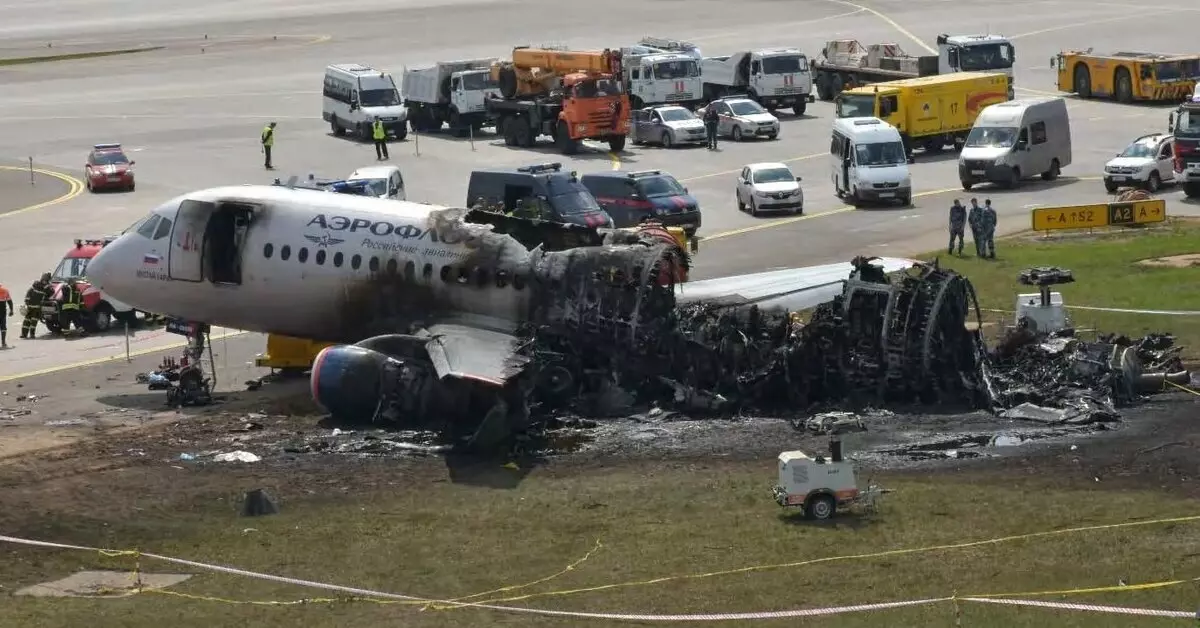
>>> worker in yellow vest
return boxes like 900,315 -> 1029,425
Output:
261,121 -> 276,170
372,117 -> 389,161
59,281 -> 83,334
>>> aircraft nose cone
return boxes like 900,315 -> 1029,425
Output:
87,243 -> 116,291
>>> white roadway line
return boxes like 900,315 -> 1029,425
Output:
1009,9 -> 1177,39
687,9 -> 867,43
817,0 -> 936,54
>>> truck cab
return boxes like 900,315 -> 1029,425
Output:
43,238 -> 140,333
936,34 -> 1016,96
622,47 -> 703,110
448,69 -> 496,117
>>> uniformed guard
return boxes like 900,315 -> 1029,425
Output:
703,102 -> 720,150
261,121 -> 277,170
20,274 -> 48,339
0,282 -> 11,347
948,199 -> 966,255
980,198 -> 998,259
967,197 -> 984,257
372,117 -> 389,161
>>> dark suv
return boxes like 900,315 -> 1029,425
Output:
466,162 -> 613,228
579,170 -> 702,235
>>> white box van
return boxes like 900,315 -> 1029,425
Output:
830,117 -> 912,206
959,97 -> 1071,190
323,64 -> 409,141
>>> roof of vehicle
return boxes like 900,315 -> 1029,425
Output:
976,97 -> 1065,123
832,116 -> 902,140
327,63 -> 389,75
1132,133 -> 1171,144
582,169 -> 674,181
746,162 -> 792,171
643,104 -> 692,113
843,71 -> 1007,92
472,162 -> 570,177
347,165 -> 400,180
1064,51 -> 1200,62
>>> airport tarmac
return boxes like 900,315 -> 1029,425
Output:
1,0 -> 1198,384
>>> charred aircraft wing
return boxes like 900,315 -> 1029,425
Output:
419,320 -> 530,386
674,257 -> 918,311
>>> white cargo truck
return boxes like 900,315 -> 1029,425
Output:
402,59 -> 498,136
701,48 -> 815,116
621,37 -> 705,110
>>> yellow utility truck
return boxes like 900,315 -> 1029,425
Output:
834,71 -> 1010,157
1051,50 -> 1200,103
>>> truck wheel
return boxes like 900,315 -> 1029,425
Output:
1073,64 -> 1092,98
498,66 -> 518,99
608,134 -> 626,152
450,110 -> 467,137
330,116 -> 345,137
1041,159 -> 1061,182
962,180 -> 973,191
830,74 -> 844,98
1114,67 -> 1133,104
1185,182 -> 1200,198
816,75 -> 832,101
793,100 -> 807,116
394,125 -> 408,141
556,121 -> 579,155
87,304 -> 114,333
732,127 -> 744,142
922,138 -> 944,153
805,494 -> 836,521
502,117 -> 519,147
1006,167 -> 1021,189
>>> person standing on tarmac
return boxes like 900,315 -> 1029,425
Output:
261,121 -> 277,170
20,274 -> 49,339
703,102 -> 720,150
0,282 -> 11,347
372,117 -> 390,161
948,199 -> 966,255
967,197 -> 984,257
980,199 -> 998,259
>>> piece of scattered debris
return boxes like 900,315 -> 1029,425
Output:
15,571 -> 192,598
230,422 -> 263,433
241,488 -> 278,517
213,450 -> 260,463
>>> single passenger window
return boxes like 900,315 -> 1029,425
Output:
351,254 -> 361,270
153,218 -> 173,240
496,269 -> 509,287
316,249 -> 326,265
1161,143 -> 1174,158
1030,121 -> 1047,145
386,258 -> 398,274
513,274 -> 526,290
369,257 -> 379,272
404,261 -> 415,281
474,267 -> 489,287
333,251 -> 344,267
457,267 -> 470,284
422,263 -> 433,279
298,247 -> 309,263
280,245 -> 291,261
263,243 -> 274,259
440,265 -> 452,282
631,68 -> 640,80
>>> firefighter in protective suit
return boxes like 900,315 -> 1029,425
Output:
59,280 -> 84,334
21,273 -> 50,339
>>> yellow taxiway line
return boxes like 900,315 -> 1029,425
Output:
0,165 -> 84,219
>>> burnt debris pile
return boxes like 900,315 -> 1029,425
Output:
521,255 -> 990,419
982,328 -> 1191,424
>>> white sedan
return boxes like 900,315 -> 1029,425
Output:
698,97 -> 780,141
736,162 -> 804,216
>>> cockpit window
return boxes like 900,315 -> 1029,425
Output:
123,212 -> 156,235
152,216 -> 173,240
136,215 -> 161,239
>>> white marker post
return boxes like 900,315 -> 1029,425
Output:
413,129 -> 420,157
124,321 -> 131,362
469,125 -> 476,152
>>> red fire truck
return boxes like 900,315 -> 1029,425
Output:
41,238 -> 142,333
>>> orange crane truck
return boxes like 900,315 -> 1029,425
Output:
486,47 -> 631,155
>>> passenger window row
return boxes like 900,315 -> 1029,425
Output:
260,243 -> 527,289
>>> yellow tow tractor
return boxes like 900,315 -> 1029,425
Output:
254,224 -> 699,373
1051,50 -> 1200,103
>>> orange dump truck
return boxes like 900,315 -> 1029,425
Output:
486,47 -> 631,155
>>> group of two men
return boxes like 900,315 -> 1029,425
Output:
261,117 -> 392,170
949,198 -> 997,258
0,273 -> 62,348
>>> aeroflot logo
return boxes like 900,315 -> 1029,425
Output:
306,214 -> 468,244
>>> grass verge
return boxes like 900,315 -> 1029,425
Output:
926,217 -> 1200,359
4,458 -> 1200,627
0,47 -> 163,67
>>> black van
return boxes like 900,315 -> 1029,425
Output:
465,162 -> 614,228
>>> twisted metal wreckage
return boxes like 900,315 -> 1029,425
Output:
312,214 -> 1188,451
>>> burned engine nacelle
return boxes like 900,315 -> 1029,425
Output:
311,345 -> 389,422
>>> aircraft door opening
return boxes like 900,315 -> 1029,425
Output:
169,199 -> 214,282
206,202 -> 253,285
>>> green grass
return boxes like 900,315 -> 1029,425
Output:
927,218 -> 1200,359
5,459 -> 1200,627
0,47 -> 162,66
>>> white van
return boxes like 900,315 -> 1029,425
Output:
959,97 -> 1071,190
830,117 -> 912,206
346,165 -> 406,200
323,64 -> 409,141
